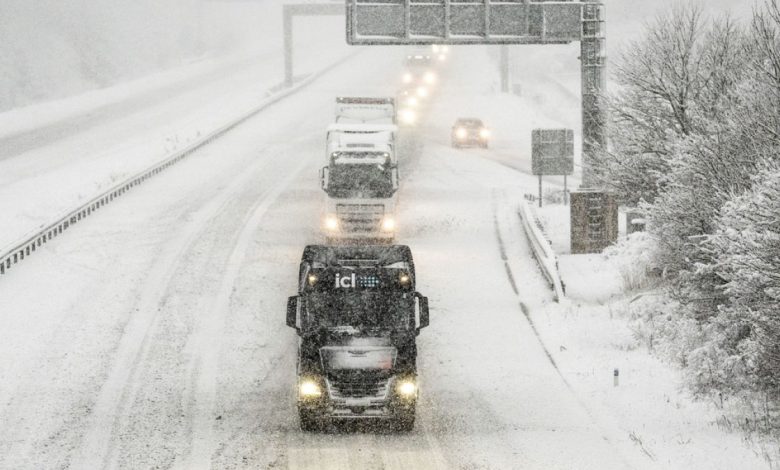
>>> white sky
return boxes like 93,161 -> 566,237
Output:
606,0 -> 756,45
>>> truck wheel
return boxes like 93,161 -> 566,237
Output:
391,409 -> 415,432
299,409 -> 322,432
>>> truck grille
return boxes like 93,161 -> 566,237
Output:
327,375 -> 390,399
336,204 -> 384,233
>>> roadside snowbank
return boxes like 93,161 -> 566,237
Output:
528,201 -> 775,468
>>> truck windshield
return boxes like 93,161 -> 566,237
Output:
304,292 -> 412,331
327,163 -> 394,199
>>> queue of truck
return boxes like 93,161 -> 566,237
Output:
286,47 -> 448,432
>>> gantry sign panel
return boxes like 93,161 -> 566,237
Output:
532,129 -> 574,176
347,0 -> 583,45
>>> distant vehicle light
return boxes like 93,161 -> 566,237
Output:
299,380 -> 322,398
416,87 -> 429,98
480,128 -> 491,139
438,54 -> 447,62
402,72 -> 413,84
406,96 -> 419,108
455,128 -> 468,139
432,45 -> 440,53
307,274 -> 318,286
442,46 -> 450,53
423,71 -> 437,85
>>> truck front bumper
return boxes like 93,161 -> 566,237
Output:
298,376 -> 417,420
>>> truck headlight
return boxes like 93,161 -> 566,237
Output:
324,215 -> 339,231
299,379 -> 322,398
399,109 -> 417,125
396,380 -> 417,397
455,128 -> 467,139
381,216 -> 396,232
479,128 -> 491,139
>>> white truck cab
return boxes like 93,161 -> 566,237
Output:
321,98 -> 400,242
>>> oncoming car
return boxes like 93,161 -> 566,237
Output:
451,118 -> 490,149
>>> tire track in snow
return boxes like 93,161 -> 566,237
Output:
69,174 -> 256,470
68,134 -> 315,470
175,156 -> 311,470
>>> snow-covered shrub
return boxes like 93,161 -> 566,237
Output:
704,167 -> 780,397
604,231 -> 660,292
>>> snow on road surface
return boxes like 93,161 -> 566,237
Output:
0,46 -> 768,469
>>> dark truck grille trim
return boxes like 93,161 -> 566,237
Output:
336,204 -> 384,232
326,376 -> 391,400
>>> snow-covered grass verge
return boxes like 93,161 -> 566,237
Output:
528,202 -> 778,469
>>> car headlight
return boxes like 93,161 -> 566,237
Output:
396,380 -> 417,397
416,86 -> 429,98
455,128 -> 468,139
299,379 -> 322,398
402,72 -> 413,84
479,128 -> 491,139
423,72 -> 437,85
324,215 -> 339,231
381,216 -> 396,232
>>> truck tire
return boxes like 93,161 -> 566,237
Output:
391,409 -> 415,432
299,409 -> 322,432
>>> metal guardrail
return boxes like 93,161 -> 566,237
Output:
518,197 -> 566,302
0,53 -> 358,278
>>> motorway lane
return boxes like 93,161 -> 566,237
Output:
0,48 -> 400,469
0,46 -> 654,469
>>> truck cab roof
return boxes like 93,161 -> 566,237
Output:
299,245 -> 416,294
301,245 -> 414,271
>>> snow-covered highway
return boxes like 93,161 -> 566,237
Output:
0,44 -> 764,470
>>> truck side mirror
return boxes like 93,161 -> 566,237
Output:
415,292 -> 429,330
320,167 -> 329,191
287,296 -> 299,331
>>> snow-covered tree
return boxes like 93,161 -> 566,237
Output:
700,166 -> 780,397
595,4 -> 748,207
599,0 -> 780,409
